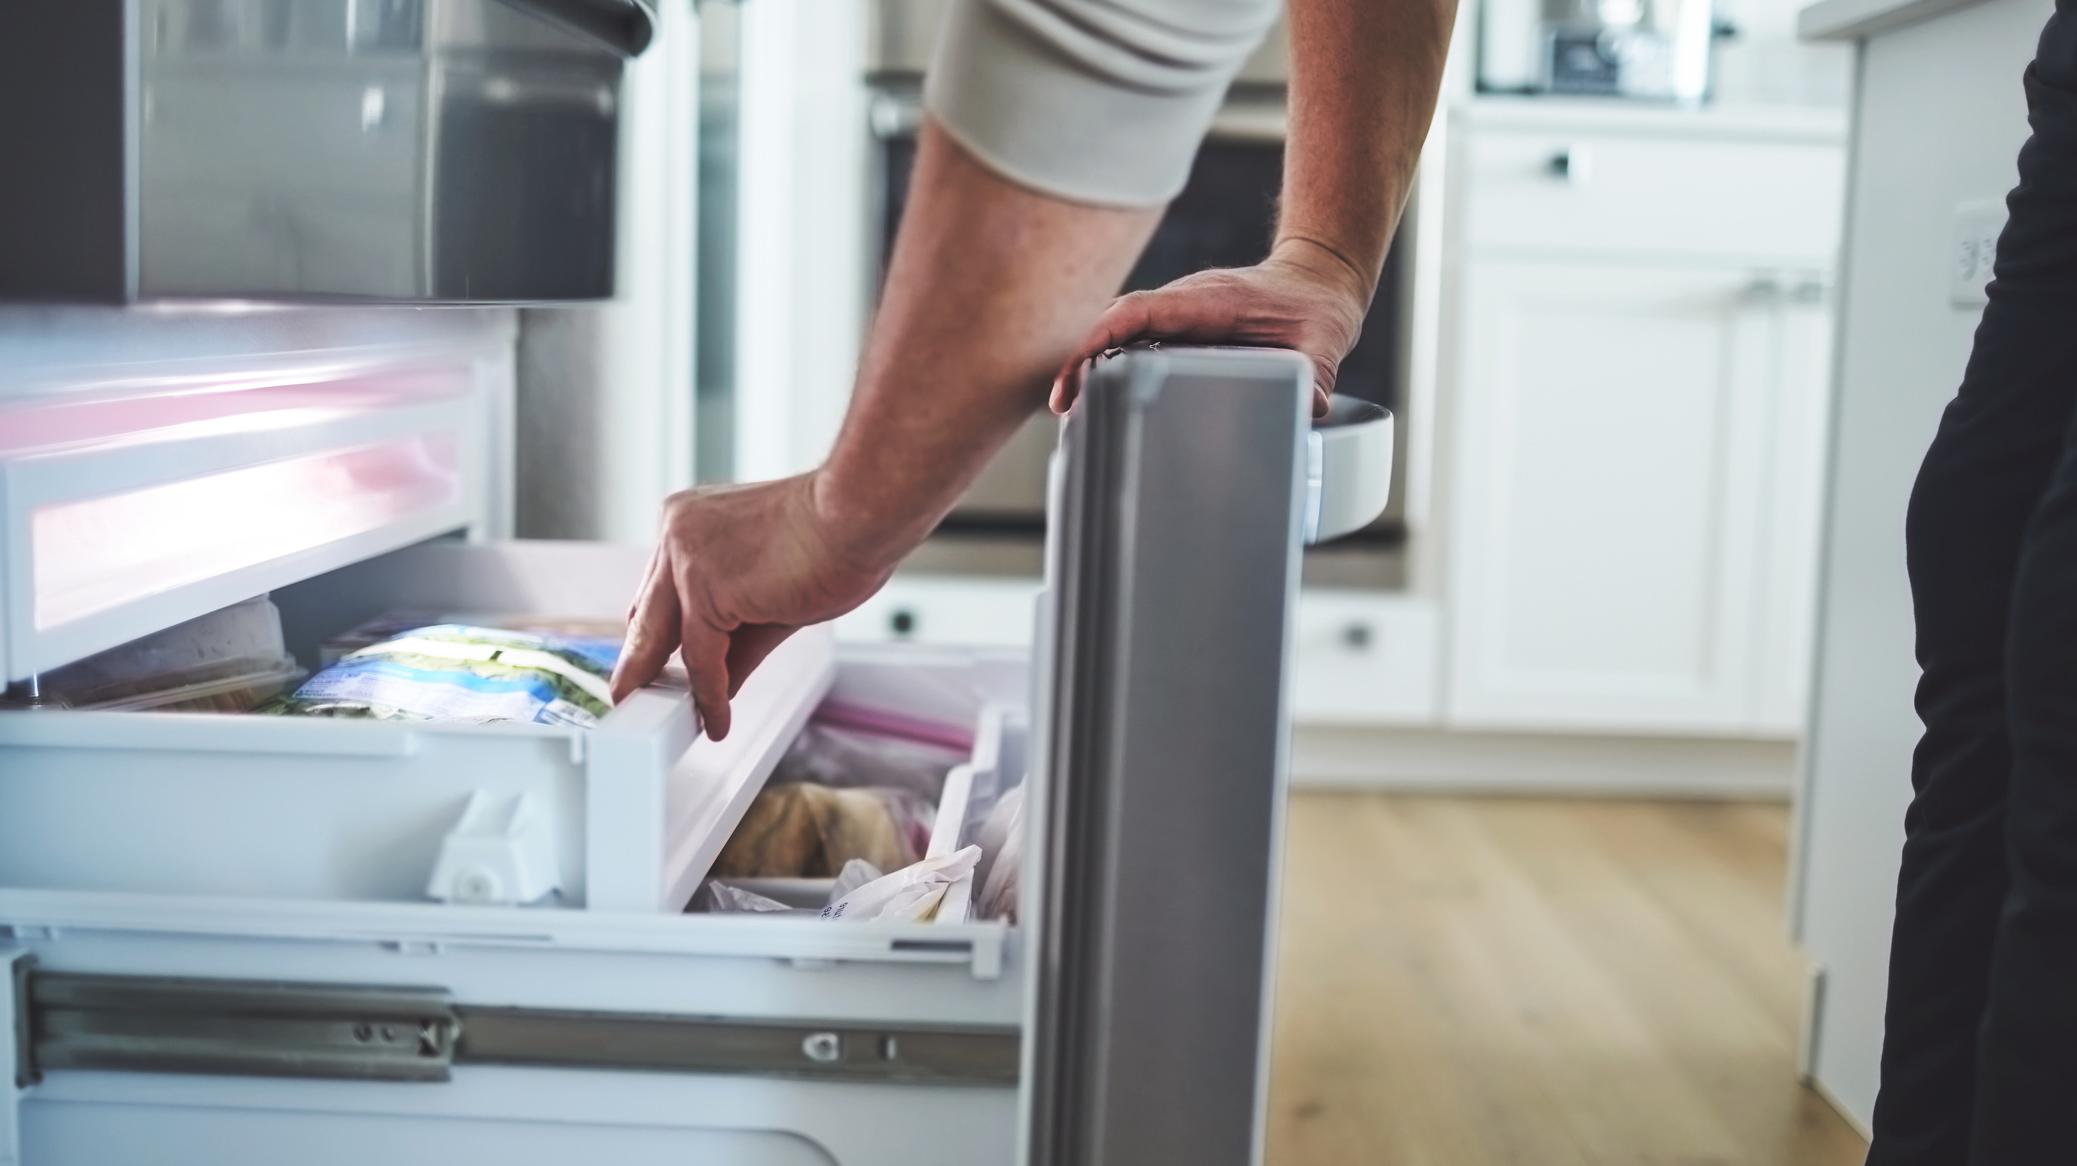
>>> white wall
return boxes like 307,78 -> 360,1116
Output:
731,0 -> 871,481
515,0 -> 699,543
1715,0 -> 1854,107
1794,0 -> 2037,1129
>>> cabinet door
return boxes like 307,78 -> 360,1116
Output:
1748,280 -> 1836,733
1446,262 -> 1775,733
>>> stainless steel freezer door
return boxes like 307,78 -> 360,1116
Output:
1021,347 -> 1322,1166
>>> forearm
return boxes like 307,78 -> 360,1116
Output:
812,121 -> 1160,561
1276,0 -> 1456,296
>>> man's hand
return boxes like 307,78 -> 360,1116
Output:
1050,237 -> 1372,416
609,473 -> 894,740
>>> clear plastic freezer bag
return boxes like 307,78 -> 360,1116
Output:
14,596 -> 302,713
708,783 -> 935,879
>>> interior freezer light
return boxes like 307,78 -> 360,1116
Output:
31,434 -> 462,631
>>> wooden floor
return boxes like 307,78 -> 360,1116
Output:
1265,795 -> 1868,1166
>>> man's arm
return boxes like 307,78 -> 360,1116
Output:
609,125 -> 1158,735
612,0 -> 1456,735
1279,0 -> 1456,293
1054,0 -> 1458,408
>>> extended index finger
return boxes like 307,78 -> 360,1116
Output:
609,545 -> 681,703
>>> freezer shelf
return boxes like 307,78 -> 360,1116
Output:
0,539 -> 1031,1164
0,541 -> 834,913
0,361 -> 494,683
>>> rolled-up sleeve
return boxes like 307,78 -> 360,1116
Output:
923,0 -> 1279,207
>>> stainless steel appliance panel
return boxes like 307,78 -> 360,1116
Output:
0,0 -> 655,304
1026,348 -> 1308,1163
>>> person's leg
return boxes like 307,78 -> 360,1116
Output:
1868,17 -> 2077,1162
1973,415 -> 2077,1162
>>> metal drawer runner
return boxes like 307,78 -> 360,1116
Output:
15,967 -> 1018,1089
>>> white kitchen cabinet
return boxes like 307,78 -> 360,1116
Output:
1750,284 -> 1836,733
1439,106 -> 1846,740
843,579 -> 1444,727
1445,260 -> 1835,735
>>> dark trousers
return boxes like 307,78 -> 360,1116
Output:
1868,8 -> 2077,1164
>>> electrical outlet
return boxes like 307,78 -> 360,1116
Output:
1951,198 -> 2005,307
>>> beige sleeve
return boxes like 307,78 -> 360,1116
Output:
922,0 -> 1280,207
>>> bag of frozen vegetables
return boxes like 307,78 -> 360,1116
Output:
261,624 -> 618,727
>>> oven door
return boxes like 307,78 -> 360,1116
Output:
866,92 -> 1409,544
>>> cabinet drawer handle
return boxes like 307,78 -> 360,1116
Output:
1546,147 -> 1589,184
888,608 -> 918,638
1742,273 -> 1786,303
1340,622 -> 1374,651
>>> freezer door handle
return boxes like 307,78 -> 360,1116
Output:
1304,398 -> 1395,544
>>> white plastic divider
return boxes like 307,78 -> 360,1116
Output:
657,631 -> 836,911
1,365 -> 486,681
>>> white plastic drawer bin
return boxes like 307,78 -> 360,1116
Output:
0,542 -> 835,912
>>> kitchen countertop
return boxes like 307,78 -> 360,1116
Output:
1798,0 -> 1996,41
1451,96 -> 1849,144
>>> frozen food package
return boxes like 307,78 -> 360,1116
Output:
972,785 -> 1026,923
821,846 -> 983,923
21,596 -> 303,713
770,709 -> 972,800
323,612 -> 625,672
262,624 -> 615,727
708,783 -> 932,880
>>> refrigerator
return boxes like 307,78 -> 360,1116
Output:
0,2 -> 1396,1161
0,333 -> 1392,1165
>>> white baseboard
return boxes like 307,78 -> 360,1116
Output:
1290,725 -> 1798,799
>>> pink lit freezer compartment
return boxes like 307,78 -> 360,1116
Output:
32,434 -> 462,631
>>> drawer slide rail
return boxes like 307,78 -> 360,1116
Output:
20,971 -> 1018,1088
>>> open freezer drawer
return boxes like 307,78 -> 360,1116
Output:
1,348 -> 1394,1166
0,541 -> 836,913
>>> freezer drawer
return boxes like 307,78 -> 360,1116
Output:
0,541 -> 837,913
1,347 -> 1382,1166
0,542 -> 1031,1164
0,344 -> 504,684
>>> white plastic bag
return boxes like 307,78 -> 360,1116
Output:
820,846 -> 981,923
698,881 -> 793,914
829,858 -> 885,903
972,786 -> 1026,922
772,721 -> 969,800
